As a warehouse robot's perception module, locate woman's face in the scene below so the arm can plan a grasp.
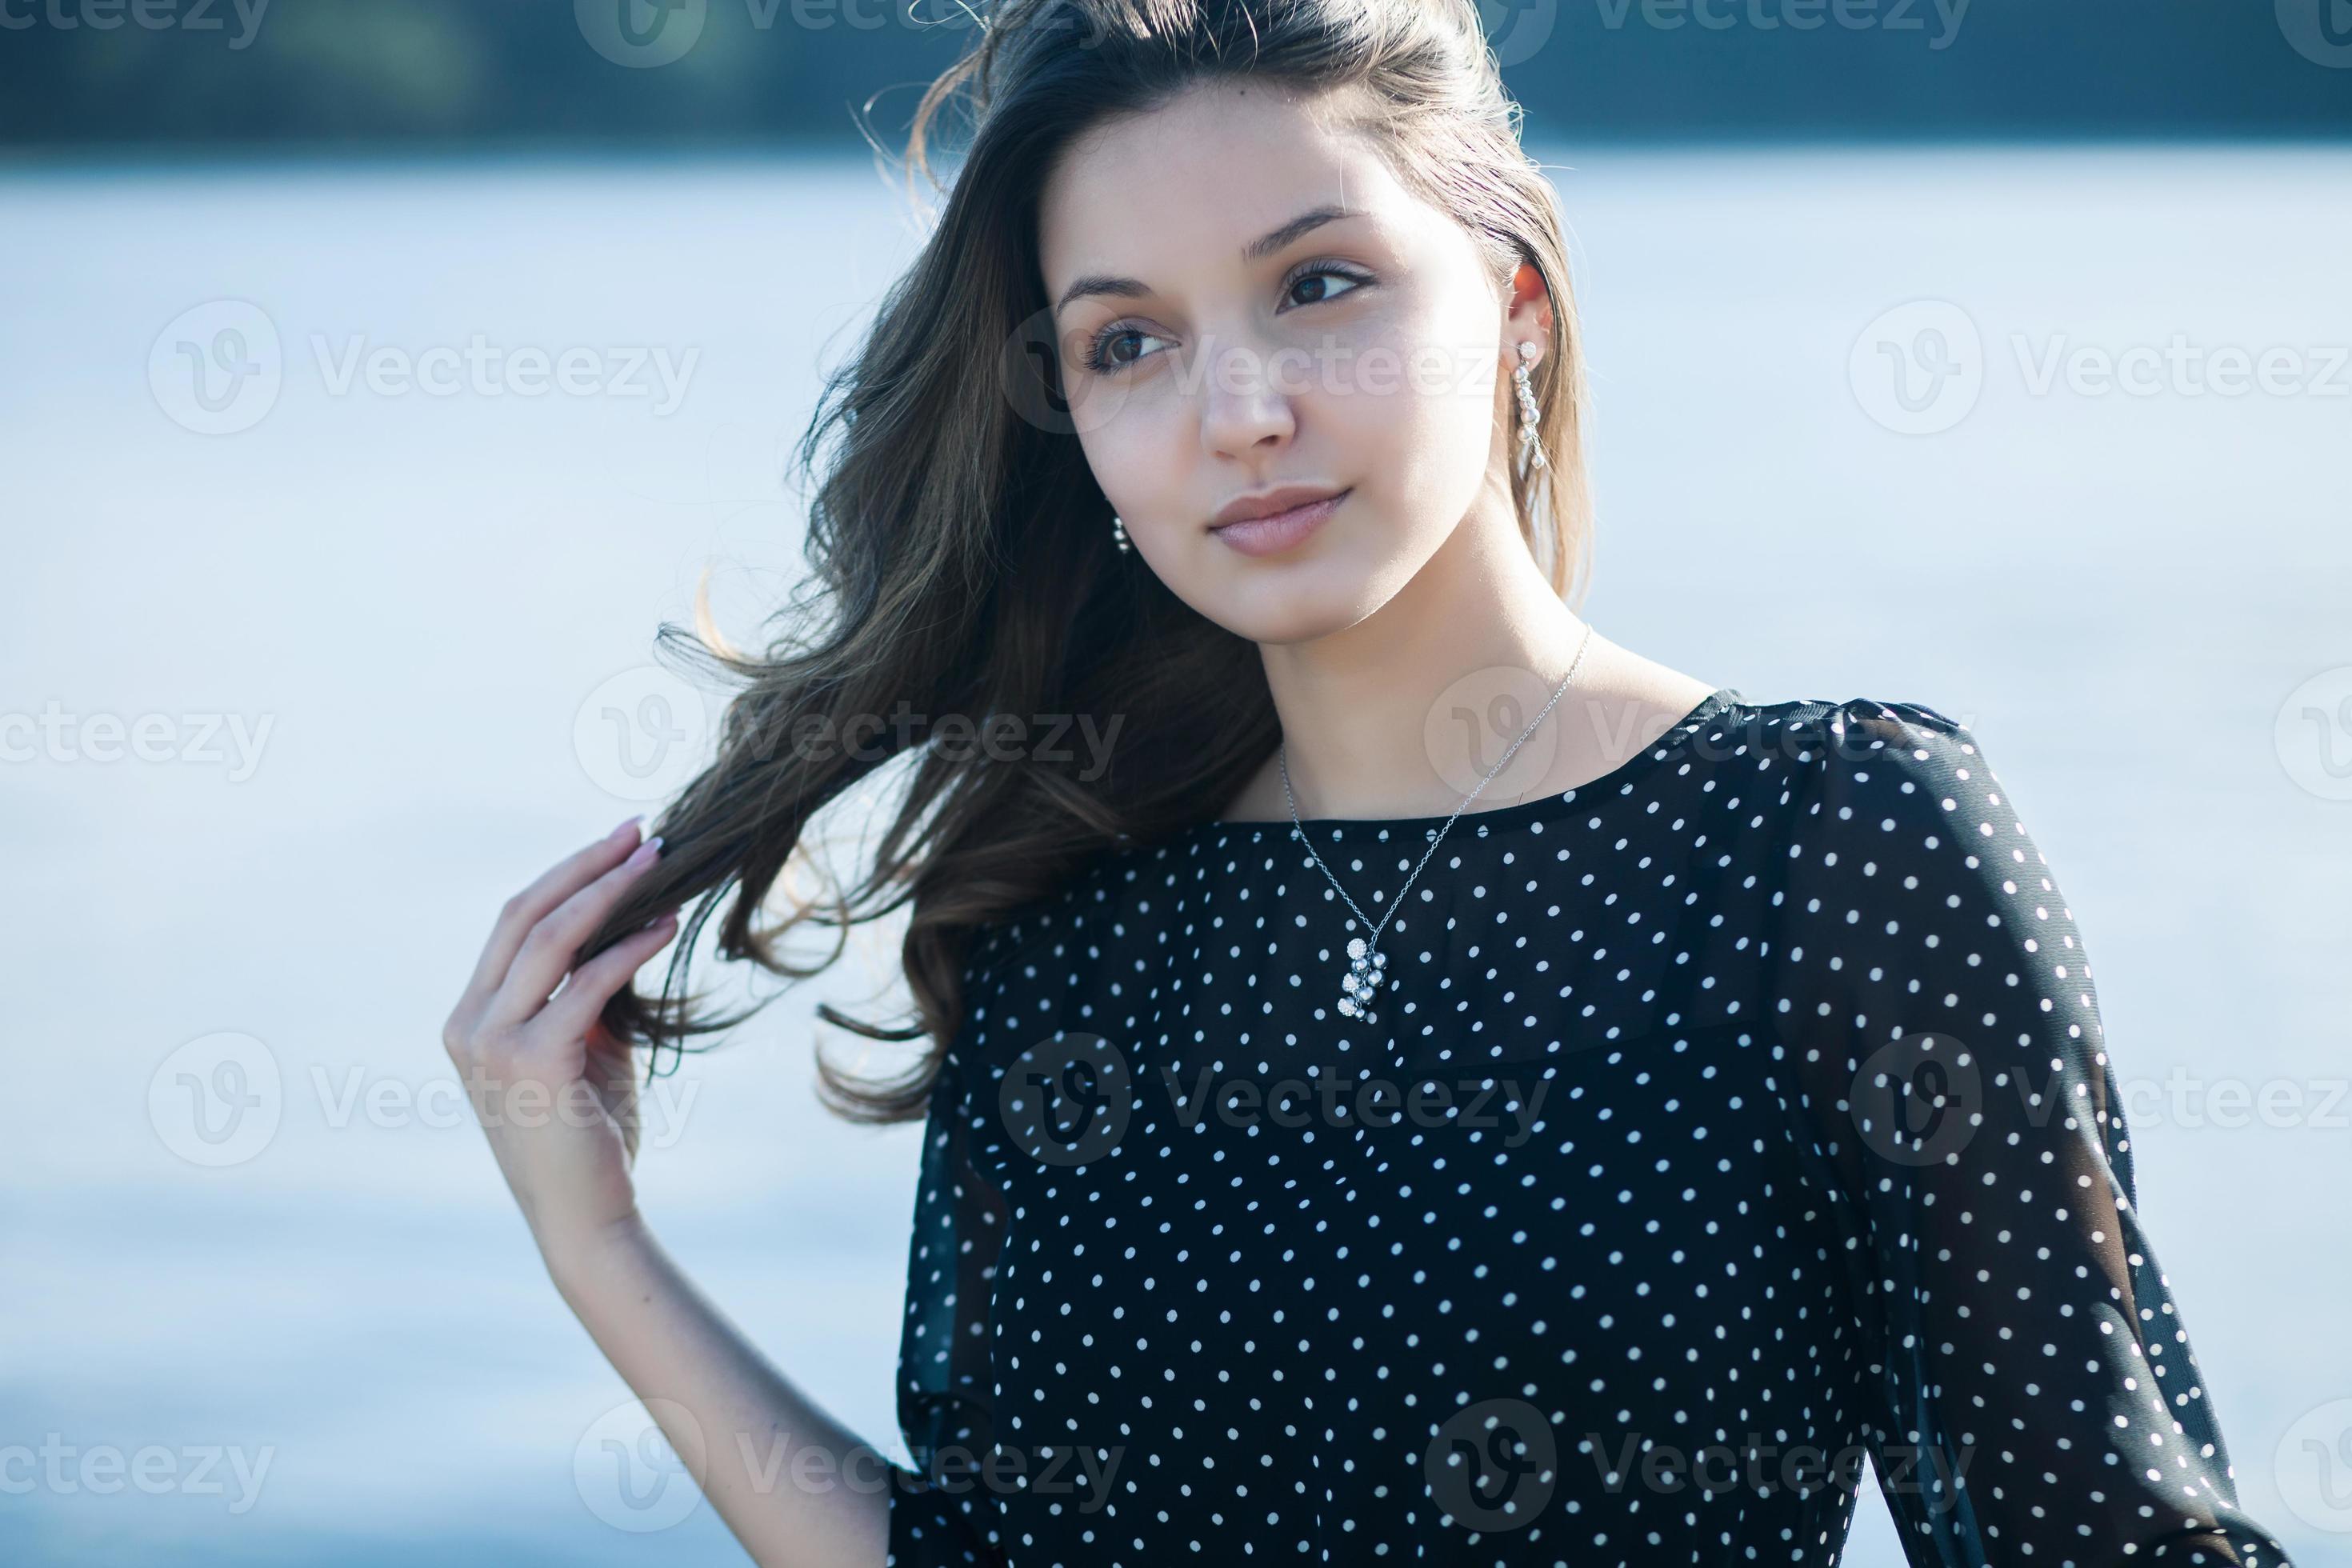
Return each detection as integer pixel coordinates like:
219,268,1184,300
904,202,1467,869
1038,81,1537,645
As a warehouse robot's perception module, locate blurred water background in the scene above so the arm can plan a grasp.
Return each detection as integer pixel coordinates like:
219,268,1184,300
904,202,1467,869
3,117,2349,1568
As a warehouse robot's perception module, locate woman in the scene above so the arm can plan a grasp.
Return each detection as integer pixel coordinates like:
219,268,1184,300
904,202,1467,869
440,1,2294,1562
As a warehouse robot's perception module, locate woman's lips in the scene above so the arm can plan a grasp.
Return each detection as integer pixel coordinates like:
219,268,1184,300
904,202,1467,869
1208,488,1350,557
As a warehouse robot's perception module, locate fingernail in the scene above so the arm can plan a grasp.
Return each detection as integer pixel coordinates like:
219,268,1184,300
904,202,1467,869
610,814,644,840
626,835,663,867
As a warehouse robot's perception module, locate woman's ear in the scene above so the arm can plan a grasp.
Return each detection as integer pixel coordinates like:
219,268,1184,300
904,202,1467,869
1502,260,1553,352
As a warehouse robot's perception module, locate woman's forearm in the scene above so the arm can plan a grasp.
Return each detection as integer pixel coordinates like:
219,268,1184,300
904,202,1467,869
547,1215,891,1568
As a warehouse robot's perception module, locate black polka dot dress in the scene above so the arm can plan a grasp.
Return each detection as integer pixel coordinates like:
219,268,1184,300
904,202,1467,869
881,689,2294,1566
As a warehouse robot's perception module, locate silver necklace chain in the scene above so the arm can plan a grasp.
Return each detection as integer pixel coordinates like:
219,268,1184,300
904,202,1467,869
1281,624,1596,1026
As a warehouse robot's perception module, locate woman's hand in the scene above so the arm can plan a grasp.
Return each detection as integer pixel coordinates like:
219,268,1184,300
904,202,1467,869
446,822,896,1567
442,817,680,1270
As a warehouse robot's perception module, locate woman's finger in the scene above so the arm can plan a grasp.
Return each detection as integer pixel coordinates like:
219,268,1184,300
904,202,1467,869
532,910,681,1046
481,834,668,1032
460,818,646,1010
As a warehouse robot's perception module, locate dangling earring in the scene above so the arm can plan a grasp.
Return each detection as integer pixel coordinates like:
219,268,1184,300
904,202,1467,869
1110,514,1132,554
1512,341,1548,479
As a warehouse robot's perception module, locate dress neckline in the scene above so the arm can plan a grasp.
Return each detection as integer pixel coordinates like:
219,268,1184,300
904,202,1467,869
1180,685,1744,843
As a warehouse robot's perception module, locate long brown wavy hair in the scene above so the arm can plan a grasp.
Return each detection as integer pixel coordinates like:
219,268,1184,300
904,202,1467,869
586,0,1596,1126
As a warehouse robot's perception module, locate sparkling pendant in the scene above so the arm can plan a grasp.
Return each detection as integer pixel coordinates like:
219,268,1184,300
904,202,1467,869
1335,936,1389,1024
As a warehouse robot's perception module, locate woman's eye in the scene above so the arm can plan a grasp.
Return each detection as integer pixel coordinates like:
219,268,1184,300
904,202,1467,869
1286,266,1369,308
1082,267,1368,376
1087,326,1166,375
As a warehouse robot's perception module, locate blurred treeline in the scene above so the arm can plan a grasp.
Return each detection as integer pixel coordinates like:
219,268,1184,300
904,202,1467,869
2,0,2348,150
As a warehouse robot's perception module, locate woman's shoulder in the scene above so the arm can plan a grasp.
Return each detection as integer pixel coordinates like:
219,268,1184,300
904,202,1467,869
1706,691,1984,792
1719,690,1974,746
1730,693,2067,946
1778,692,1988,800
1698,691,2014,880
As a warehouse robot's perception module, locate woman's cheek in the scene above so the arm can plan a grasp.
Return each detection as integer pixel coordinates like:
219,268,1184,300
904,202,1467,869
1078,385,1180,509
1382,342,1510,538
1335,310,1486,442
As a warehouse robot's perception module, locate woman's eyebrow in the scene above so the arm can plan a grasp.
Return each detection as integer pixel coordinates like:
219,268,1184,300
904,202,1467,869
1051,202,1362,318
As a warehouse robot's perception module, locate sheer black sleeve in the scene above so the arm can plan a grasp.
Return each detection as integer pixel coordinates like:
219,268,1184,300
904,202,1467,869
1766,698,2294,1565
882,1035,1011,1567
